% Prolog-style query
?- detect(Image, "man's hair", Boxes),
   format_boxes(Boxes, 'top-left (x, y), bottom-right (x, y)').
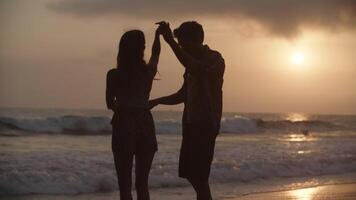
top-left (173, 21), bottom-right (204, 44)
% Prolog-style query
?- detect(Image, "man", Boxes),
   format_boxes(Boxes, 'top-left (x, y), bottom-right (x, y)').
top-left (150, 21), bottom-right (225, 200)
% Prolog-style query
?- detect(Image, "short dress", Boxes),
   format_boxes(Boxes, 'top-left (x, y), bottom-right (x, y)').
top-left (108, 65), bottom-right (158, 156)
top-left (111, 108), bottom-right (157, 155)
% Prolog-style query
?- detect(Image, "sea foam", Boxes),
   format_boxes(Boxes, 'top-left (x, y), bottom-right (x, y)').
top-left (0, 114), bottom-right (351, 135)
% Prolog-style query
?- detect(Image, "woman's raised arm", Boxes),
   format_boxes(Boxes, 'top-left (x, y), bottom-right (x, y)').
top-left (147, 28), bottom-right (161, 73)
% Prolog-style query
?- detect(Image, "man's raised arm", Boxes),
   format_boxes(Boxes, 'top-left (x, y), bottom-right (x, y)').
top-left (158, 22), bottom-right (207, 74)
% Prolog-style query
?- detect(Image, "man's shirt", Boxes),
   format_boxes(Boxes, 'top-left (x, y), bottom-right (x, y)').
top-left (181, 45), bottom-right (225, 130)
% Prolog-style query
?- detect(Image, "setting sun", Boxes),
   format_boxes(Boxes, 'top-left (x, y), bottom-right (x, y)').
top-left (291, 52), bottom-right (305, 65)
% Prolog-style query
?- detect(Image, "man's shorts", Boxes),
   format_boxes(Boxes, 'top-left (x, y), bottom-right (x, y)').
top-left (179, 122), bottom-right (218, 181)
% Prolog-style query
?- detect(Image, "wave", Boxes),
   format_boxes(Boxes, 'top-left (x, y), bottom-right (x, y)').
top-left (0, 115), bottom-right (112, 134)
top-left (1, 147), bottom-right (355, 195)
top-left (0, 114), bottom-right (352, 135)
top-left (255, 118), bottom-right (346, 132)
top-left (220, 115), bottom-right (259, 133)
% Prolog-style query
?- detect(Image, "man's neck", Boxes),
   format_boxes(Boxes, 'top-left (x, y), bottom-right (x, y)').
top-left (189, 45), bottom-right (205, 58)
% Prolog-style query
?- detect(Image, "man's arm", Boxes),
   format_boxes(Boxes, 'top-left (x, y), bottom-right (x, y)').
top-left (167, 40), bottom-right (205, 72)
top-left (159, 22), bottom-right (207, 73)
top-left (167, 38), bottom-right (225, 77)
top-left (149, 80), bottom-right (186, 109)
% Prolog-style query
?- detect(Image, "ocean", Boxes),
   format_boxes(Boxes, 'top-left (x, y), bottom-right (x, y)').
top-left (1, 108), bottom-right (356, 198)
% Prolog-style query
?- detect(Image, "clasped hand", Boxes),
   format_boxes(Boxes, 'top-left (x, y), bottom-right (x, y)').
top-left (156, 21), bottom-right (174, 43)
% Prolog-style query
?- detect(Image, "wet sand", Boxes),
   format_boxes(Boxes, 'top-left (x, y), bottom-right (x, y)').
top-left (5, 183), bottom-right (356, 200)
top-left (231, 183), bottom-right (356, 200)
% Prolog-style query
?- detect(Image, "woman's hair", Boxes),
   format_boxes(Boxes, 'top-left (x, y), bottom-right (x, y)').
top-left (116, 30), bottom-right (146, 70)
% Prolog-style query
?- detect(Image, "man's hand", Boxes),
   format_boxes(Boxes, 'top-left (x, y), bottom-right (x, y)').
top-left (148, 99), bottom-right (160, 110)
top-left (156, 21), bottom-right (174, 44)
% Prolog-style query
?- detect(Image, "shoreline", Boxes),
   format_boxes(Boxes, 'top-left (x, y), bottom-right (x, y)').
top-left (229, 182), bottom-right (356, 200)
top-left (3, 173), bottom-right (356, 200)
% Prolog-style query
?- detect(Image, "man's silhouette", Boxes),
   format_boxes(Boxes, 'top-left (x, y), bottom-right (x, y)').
top-left (150, 21), bottom-right (225, 200)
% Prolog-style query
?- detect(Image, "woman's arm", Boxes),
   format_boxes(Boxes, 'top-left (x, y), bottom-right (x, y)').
top-left (147, 29), bottom-right (161, 73)
top-left (106, 69), bottom-right (116, 111)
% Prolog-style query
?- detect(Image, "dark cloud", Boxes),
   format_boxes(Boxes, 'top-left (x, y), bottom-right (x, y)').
top-left (48, 0), bottom-right (356, 37)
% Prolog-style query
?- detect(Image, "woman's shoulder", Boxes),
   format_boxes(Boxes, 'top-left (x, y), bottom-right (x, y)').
top-left (107, 67), bottom-right (118, 74)
top-left (107, 68), bottom-right (122, 79)
top-left (107, 68), bottom-right (118, 74)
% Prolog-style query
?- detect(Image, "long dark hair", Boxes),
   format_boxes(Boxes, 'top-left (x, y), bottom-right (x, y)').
top-left (116, 30), bottom-right (146, 71)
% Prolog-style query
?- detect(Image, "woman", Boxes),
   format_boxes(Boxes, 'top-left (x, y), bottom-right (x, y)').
top-left (106, 28), bottom-right (160, 200)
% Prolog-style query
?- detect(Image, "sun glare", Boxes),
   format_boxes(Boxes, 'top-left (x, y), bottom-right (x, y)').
top-left (292, 52), bottom-right (305, 65)
top-left (290, 187), bottom-right (321, 200)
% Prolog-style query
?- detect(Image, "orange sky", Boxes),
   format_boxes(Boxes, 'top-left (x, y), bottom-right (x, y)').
top-left (1, 0), bottom-right (356, 114)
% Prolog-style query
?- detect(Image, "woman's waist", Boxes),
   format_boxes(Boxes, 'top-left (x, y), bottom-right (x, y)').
top-left (116, 99), bottom-right (149, 109)
top-left (111, 107), bottom-right (153, 127)
top-left (114, 106), bottom-right (150, 114)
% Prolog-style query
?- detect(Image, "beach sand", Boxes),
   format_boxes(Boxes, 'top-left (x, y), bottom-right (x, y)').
top-left (4, 182), bottom-right (356, 200)
top-left (230, 183), bottom-right (356, 200)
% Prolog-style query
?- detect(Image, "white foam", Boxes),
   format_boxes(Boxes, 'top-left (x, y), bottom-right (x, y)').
top-left (1, 132), bottom-right (356, 195)
top-left (0, 111), bottom-right (354, 135)
top-left (220, 115), bottom-right (258, 133)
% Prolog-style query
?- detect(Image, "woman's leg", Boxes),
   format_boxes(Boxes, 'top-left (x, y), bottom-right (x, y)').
top-left (113, 150), bottom-right (134, 200)
top-left (135, 151), bottom-right (155, 200)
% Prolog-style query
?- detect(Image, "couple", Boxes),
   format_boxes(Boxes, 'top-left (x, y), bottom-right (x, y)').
top-left (106, 21), bottom-right (225, 200)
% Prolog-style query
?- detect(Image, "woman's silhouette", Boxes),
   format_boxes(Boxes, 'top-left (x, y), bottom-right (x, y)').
top-left (106, 28), bottom-right (161, 200)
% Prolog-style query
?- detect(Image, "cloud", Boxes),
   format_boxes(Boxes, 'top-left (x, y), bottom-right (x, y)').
top-left (48, 0), bottom-right (356, 37)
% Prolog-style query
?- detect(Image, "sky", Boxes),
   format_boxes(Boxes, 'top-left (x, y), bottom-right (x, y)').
top-left (1, 0), bottom-right (356, 114)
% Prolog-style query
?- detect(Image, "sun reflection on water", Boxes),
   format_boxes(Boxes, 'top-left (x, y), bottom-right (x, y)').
top-left (297, 150), bottom-right (311, 154)
top-left (280, 134), bottom-right (317, 142)
top-left (290, 134), bottom-right (307, 142)
top-left (286, 113), bottom-right (308, 122)
top-left (289, 187), bottom-right (321, 200)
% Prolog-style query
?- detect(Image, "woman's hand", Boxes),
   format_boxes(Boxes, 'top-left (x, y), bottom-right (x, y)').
top-left (155, 25), bottom-right (162, 36)
top-left (156, 21), bottom-right (174, 44)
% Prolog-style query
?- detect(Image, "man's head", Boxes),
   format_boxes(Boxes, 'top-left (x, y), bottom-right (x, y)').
top-left (174, 21), bottom-right (204, 52)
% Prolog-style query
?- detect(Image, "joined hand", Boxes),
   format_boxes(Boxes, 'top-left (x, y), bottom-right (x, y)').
top-left (155, 21), bottom-right (174, 43)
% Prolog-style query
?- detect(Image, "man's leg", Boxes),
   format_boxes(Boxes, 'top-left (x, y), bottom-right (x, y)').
top-left (135, 151), bottom-right (155, 200)
top-left (181, 123), bottom-right (216, 200)
top-left (188, 178), bottom-right (212, 200)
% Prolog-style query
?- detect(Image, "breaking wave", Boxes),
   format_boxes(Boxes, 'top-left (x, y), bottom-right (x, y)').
top-left (0, 114), bottom-right (352, 135)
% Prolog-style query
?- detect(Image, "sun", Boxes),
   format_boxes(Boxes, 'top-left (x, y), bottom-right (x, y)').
top-left (291, 52), bottom-right (305, 65)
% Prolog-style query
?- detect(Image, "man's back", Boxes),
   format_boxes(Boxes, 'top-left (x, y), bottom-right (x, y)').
top-left (183, 45), bottom-right (225, 130)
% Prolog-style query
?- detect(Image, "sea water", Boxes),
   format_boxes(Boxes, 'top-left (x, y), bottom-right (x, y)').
top-left (1, 108), bottom-right (356, 196)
